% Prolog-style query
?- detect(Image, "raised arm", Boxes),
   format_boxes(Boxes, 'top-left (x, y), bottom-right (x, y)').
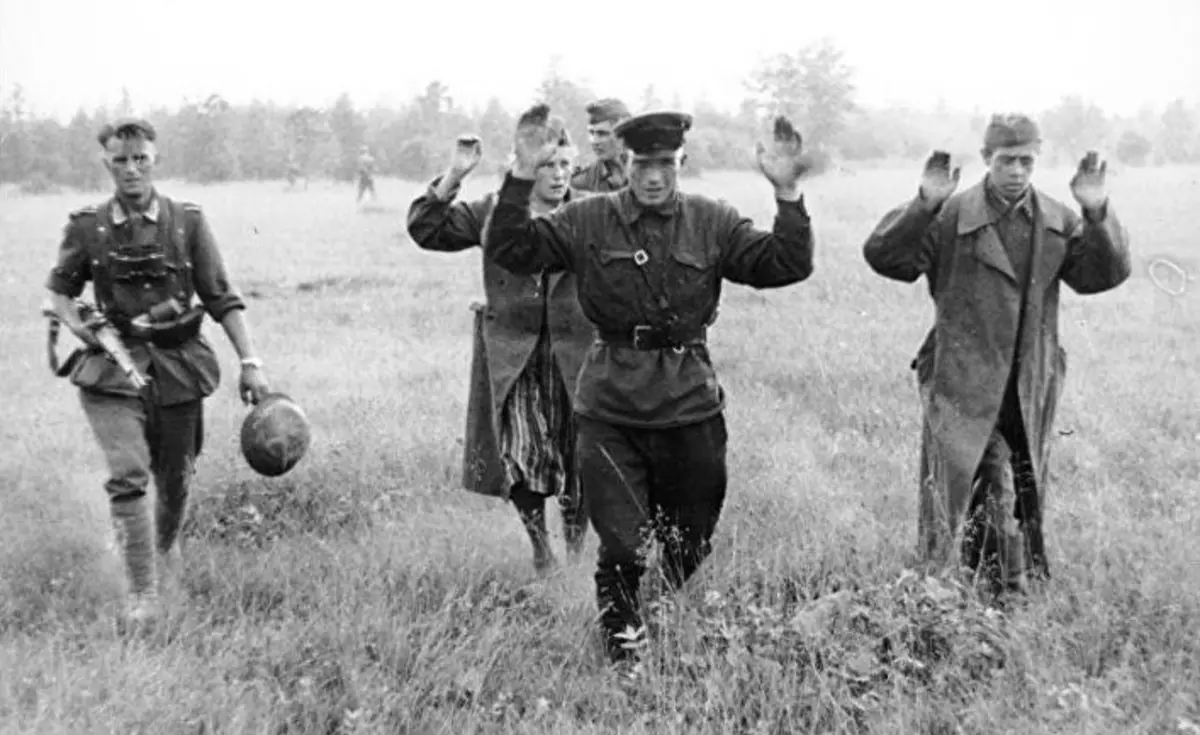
top-left (718, 196), bottom-right (814, 288)
top-left (405, 136), bottom-right (489, 252)
top-left (863, 151), bottom-right (959, 285)
top-left (862, 196), bottom-right (942, 284)
top-left (1059, 151), bottom-right (1132, 295)
top-left (482, 104), bottom-right (581, 275)
top-left (483, 173), bottom-right (578, 275)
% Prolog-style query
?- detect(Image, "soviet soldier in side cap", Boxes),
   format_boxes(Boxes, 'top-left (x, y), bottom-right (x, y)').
top-left (570, 97), bottom-right (632, 192)
top-left (862, 113), bottom-right (1132, 601)
top-left (485, 105), bottom-right (817, 664)
top-left (44, 118), bottom-right (272, 629)
top-left (406, 119), bottom-right (594, 572)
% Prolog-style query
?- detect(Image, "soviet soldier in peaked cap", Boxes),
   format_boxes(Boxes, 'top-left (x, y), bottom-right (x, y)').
top-left (485, 106), bottom-right (817, 664)
top-left (44, 117), bottom-right (272, 629)
top-left (862, 113), bottom-right (1131, 601)
top-left (570, 97), bottom-right (632, 193)
top-left (406, 116), bottom-right (594, 572)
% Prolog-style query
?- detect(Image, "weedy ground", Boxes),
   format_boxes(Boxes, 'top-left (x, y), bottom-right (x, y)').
top-left (0, 162), bottom-right (1197, 734)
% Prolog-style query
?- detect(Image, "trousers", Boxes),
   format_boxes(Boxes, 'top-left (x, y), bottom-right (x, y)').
top-left (577, 412), bottom-right (728, 661)
top-left (79, 388), bottom-right (204, 555)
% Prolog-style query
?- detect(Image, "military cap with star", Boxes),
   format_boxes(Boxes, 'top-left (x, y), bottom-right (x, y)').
top-left (614, 111), bottom-right (694, 155)
top-left (97, 117), bottom-right (158, 147)
top-left (585, 98), bottom-right (631, 125)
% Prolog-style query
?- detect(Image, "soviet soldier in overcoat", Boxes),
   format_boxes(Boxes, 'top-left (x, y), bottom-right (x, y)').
top-left (570, 98), bottom-right (632, 193)
top-left (44, 119), bottom-right (271, 627)
top-left (862, 114), bottom-right (1131, 598)
top-left (485, 107), bottom-right (817, 663)
top-left (406, 124), bottom-right (594, 571)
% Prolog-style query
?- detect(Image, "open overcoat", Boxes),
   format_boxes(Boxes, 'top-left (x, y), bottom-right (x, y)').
top-left (407, 178), bottom-right (594, 497)
top-left (863, 181), bottom-right (1131, 574)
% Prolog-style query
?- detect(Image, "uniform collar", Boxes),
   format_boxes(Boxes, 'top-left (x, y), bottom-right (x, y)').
top-left (984, 176), bottom-right (1033, 221)
top-left (618, 188), bottom-right (680, 224)
top-left (110, 193), bottom-right (160, 225)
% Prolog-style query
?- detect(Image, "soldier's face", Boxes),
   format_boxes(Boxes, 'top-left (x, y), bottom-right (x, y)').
top-left (588, 121), bottom-right (621, 161)
top-left (628, 151), bottom-right (682, 206)
top-left (983, 143), bottom-right (1039, 200)
top-left (103, 135), bottom-right (157, 198)
top-left (533, 149), bottom-right (574, 205)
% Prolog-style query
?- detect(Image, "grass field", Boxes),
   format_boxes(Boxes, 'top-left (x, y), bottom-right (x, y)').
top-left (1, 161), bottom-right (1198, 734)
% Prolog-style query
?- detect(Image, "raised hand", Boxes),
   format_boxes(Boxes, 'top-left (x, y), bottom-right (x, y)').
top-left (1069, 150), bottom-right (1108, 212)
top-left (512, 103), bottom-right (565, 180)
top-left (918, 150), bottom-right (960, 207)
top-left (754, 116), bottom-right (815, 196)
top-left (449, 135), bottom-right (483, 178)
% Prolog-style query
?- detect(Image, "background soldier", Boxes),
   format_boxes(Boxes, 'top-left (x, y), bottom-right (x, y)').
top-left (406, 121), bottom-right (593, 572)
top-left (44, 118), bottom-right (272, 628)
top-left (485, 107), bottom-right (816, 664)
top-left (570, 98), bottom-right (632, 193)
top-left (356, 144), bottom-right (377, 204)
top-left (862, 114), bottom-right (1131, 600)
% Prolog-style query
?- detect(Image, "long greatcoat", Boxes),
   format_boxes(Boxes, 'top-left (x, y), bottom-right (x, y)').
top-left (406, 179), bottom-right (595, 497)
top-left (863, 180), bottom-right (1131, 576)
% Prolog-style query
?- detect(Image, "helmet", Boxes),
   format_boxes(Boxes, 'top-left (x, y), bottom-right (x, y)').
top-left (240, 393), bottom-right (312, 477)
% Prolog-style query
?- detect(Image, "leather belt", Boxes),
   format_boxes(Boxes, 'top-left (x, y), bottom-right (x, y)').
top-left (597, 324), bottom-right (707, 351)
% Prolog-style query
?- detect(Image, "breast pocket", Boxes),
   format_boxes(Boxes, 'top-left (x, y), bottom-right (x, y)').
top-left (668, 247), bottom-right (718, 317)
top-left (582, 245), bottom-right (647, 328)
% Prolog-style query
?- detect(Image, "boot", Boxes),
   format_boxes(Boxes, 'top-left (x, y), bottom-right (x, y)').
top-left (596, 561), bottom-right (646, 664)
top-left (511, 484), bottom-right (555, 572)
top-left (560, 485), bottom-right (588, 560)
top-left (111, 496), bottom-right (162, 629)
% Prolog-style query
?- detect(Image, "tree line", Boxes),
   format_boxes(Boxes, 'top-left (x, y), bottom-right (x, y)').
top-left (2, 40), bottom-right (1197, 195)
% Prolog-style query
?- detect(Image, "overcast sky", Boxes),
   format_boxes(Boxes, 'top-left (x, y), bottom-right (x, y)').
top-left (2, 0), bottom-right (1198, 121)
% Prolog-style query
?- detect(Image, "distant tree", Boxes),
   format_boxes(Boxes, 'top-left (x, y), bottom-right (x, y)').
top-left (745, 37), bottom-right (857, 152)
top-left (64, 108), bottom-right (106, 190)
top-left (1040, 95), bottom-right (1109, 164)
top-left (329, 93), bottom-right (366, 181)
top-left (1157, 99), bottom-right (1196, 163)
top-left (1115, 129), bottom-right (1153, 167)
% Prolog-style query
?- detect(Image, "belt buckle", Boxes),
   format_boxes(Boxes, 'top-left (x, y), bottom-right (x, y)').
top-left (632, 325), bottom-right (652, 350)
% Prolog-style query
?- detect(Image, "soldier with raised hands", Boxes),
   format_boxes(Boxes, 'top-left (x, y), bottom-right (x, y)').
top-left (484, 105), bottom-right (818, 664)
top-left (406, 120), bottom-right (594, 572)
top-left (862, 113), bottom-right (1132, 601)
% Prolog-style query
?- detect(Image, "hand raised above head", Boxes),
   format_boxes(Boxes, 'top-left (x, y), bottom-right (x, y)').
top-left (449, 135), bottom-right (483, 177)
top-left (754, 116), bottom-right (817, 194)
top-left (918, 150), bottom-right (960, 206)
top-left (511, 103), bottom-right (563, 179)
top-left (1070, 149), bottom-right (1109, 212)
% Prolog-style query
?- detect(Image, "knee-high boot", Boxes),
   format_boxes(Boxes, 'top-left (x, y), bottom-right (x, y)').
top-left (110, 495), bottom-right (161, 624)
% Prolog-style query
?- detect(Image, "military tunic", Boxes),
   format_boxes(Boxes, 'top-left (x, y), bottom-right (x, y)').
top-left (484, 172), bottom-right (815, 658)
top-left (46, 190), bottom-right (247, 556)
top-left (570, 158), bottom-right (627, 193)
top-left (863, 179), bottom-right (1131, 584)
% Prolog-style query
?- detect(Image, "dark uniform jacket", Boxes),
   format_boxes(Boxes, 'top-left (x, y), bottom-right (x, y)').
top-left (570, 159), bottom-right (627, 193)
top-left (45, 192), bottom-right (246, 406)
top-left (862, 180), bottom-right (1131, 571)
top-left (484, 173), bottom-right (815, 430)
top-left (406, 177), bottom-right (594, 496)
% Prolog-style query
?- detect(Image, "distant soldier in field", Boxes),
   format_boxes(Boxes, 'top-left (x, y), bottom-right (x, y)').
top-left (356, 144), bottom-right (377, 204)
top-left (862, 114), bottom-right (1132, 600)
top-left (406, 122), bottom-right (593, 572)
top-left (44, 118), bottom-right (272, 628)
top-left (285, 154), bottom-right (306, 191)
top-left (485, 105), bottom-right (817, 664)
top-left (570, 98), bottom-right (632, 193)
